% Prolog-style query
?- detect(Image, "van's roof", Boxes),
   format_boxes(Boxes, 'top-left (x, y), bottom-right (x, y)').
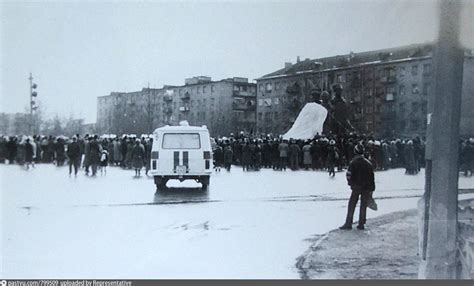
top-left (153, 125), bottom-right (209, 133)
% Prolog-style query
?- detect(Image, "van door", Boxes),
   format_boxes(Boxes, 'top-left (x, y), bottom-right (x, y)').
top-left (161, 132), bottom-right (202, 174)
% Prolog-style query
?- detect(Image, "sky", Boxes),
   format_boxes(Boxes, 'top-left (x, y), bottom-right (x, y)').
top-left (1, 0), bottom-right (473, 123)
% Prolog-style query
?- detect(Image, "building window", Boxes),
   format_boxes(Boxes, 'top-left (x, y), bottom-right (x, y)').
top-left (258, 99), bottom-right (263, 106)
top-left (275, 82), bottom-right (280, 90)
top-left (412, 102), bottom-right (419, 113)
top-left (399, 67), bottom-right (406, 77)
top-left (366, 106), bottom-right (373, 114)
top-left (211, 85), bottom-right (215, 92)
top-left (367, 122), bottom-right (373, 131)
top-left (274, 98), bottom-right (280, 105)
top-left (265, 83), bottom-right (273, 92)
top-left (259, 84), bottom-right (264, 91)
top-left (423, 64), bottom-right (431, 75)
top-left (423, 83), bottom-right (430, 95)
top-left (337, 74), bottom-right (344, 83)
top-left (386, 86), bottom-right (395, 94)
top-left (422, 101), bottom-right (428, 113)
top-left (375, 86), bottom-right (383, 96)
top-left (264, 112), bottom-right (271, 121)
top-left (412, 84), bottom-right (419, 94)
top-left (203, 86), bottom-right (207, 93)
top-left (274, 112), bottom-right (279, 120)
top-left (258, 112), bottom-right (263, 121)
top-left (399, 120), bottom-right (406, 131)
top-left (412, 65), bottom-right (418, 76)
top-left (399, 85), bottom-right (406, 96)
top-left (346, 73), bottom-right (352, 82)
top-left (367, 89), bottom-right (373, 98)
top-left (410, 119), bottom-right (419, 131)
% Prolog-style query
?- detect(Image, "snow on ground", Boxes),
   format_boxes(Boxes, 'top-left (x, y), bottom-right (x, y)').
top-left (1, 164), bottom-right (473, 278)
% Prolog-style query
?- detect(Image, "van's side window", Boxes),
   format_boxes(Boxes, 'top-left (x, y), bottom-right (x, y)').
top-left (162, 133), bottom-right (201, 149)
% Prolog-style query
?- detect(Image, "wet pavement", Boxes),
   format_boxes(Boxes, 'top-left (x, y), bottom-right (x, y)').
top-left (1, 164), bottom-right (473, 278)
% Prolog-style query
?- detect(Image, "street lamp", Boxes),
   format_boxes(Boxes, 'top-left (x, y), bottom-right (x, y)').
top-left (29, 73), bottom-right (38, 134)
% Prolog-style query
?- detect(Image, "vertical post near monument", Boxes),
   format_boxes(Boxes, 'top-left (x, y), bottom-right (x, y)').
top-left (420, 0), bottom-right (464, 279)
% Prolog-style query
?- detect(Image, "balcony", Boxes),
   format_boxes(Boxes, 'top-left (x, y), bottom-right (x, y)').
top-left (236, 117), bottom-right (256, 123)
top-left (232, 101), bottom-right (256, 111)
top-left (380, 76), bottom-right (397, 84)
top-left (385, 93), bottom-right (396, 101)
top-left (350, 96), bottom-right (362, 104)
top-left (179, 106), bottom-right (190, 112)
top-left (180, 92), bottom-right (190, 100)
top-left (286, 83), bottom-right (301, 94)
top-left (163, 95), bottom-right (173, 101)
top-left (381, 111), bottom-right (397, 119)
top-left (232, 90), bottom-right (255, 97)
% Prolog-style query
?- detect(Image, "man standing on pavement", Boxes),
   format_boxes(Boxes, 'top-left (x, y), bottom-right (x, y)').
top-left (340, 143), bottom-right (375, 230)
top-left (67, 136), bottom-right (81, 177)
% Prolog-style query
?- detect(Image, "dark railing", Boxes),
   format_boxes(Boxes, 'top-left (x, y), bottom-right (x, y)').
top-left (232, 90), bottom-right (255, 97)
top-left (232, 102), bottom-right (256, 111)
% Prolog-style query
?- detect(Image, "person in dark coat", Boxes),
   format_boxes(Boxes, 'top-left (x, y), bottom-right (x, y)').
top-left (67, 136), bottom-right (81, 176)
top-left (83, 136), bottom-right (91, 174)
top-left (289, 139), bottom-right (301, 171)
top-left (131, 139), bottom-right (145, 177)
top-left (241, 141), bottom-right (252, 171)
top-left (0, 136), bottom-right (6, 163)
top-left (55, 138), bottom-right (66, 166)
top-left (327, 140), bottom-right (339, 177)
top-left (302, 141), bottom-right (312, 170)
top-left (120, 137), bottom-right (128, 167)
top-left (144, 138), bottom-right (153, 176)
top-left (213, 143), bottom-right (223, 172)
top-left (340, 144), bottom-right (375, 230)
top-left (25, 138), bottom-right (34, 170)
top-left (6, 137), bottom-right (17, 164)
top-left (278, 139), bottom-right (289, 171)
top-left (88, 135), bottom-right (102, 176)
top-left (404, 141), bottom-right (416, 175)
top-left (223, 144), bottom-right (233, 172)
top-left (271, 140), bottom-right (280, 170)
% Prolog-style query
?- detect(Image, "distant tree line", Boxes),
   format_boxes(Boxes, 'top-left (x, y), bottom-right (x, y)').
top-left (0, 111), bottom-right (89, 137)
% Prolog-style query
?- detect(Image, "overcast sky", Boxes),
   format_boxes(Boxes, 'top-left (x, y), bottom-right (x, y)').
top-left (1, 0), bottom-right (473, 123)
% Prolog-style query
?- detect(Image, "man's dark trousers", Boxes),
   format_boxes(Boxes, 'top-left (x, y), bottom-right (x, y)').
top-left (344, 187), bottom-right (370, 225)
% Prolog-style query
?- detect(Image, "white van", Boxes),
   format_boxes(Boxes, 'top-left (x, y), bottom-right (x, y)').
top-left (150, 121), bottom-right (213, 190)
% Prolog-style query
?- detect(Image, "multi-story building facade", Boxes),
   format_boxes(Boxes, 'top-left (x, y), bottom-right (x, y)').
top-left (97, 77), bottom-right (257, 137)
top-left (256, 44), bottom-right (474, 138)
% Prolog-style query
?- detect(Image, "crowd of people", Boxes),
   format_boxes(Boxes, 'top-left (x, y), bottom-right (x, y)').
top-left (211, 132), bottom-right (474, 177)
top-left (0, 132), bottom-right (473, 177)
top-left (0, 134), bottom-right (153, 177)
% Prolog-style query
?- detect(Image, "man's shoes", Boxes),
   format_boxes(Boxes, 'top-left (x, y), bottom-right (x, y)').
top-left (357, 224), bottom-right (365, 230)
top-left (339, 224), bottom-right (352, 230)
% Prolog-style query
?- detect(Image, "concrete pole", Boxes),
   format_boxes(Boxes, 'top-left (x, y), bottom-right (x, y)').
top-left (420, 0), bottom-right (464, 279)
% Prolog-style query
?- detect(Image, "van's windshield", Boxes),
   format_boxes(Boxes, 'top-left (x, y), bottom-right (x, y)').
top-left (162, 133), bottom-right (201, 149)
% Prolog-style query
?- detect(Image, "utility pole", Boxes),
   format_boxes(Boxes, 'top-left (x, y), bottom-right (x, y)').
top-left (419, 0), bottom-right (464, 279)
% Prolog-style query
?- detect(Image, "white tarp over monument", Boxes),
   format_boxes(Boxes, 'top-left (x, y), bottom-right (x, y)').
top-left (282, 102), bottom-right (328, 140)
